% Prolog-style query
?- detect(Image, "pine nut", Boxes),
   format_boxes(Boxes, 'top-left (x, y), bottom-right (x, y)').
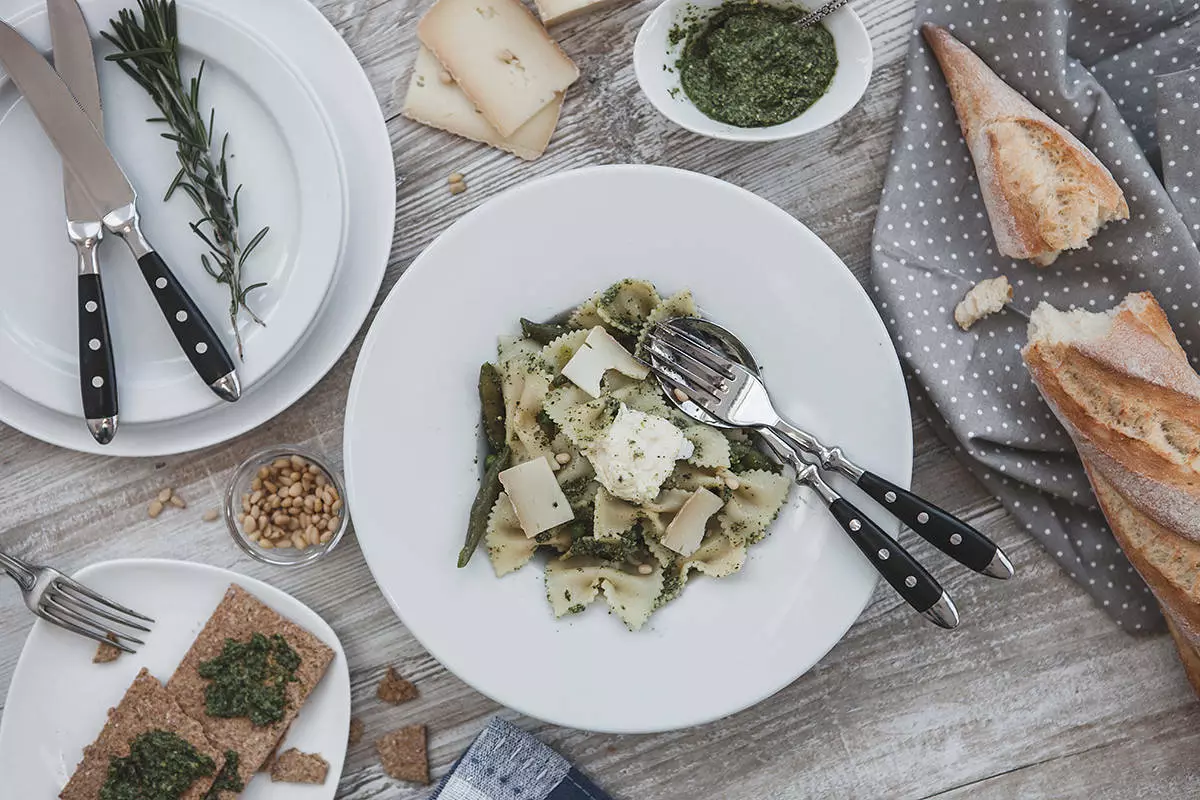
top-left (555, 452), bottom-right (571, 464)
top-left (203, 509), bottom-right (219, 522)
top-left (725, 476), bottom-right (741, 491)
top-left (288, 484), bottom-right (303, 498)
top-left (291, 532), bottom-right (306, 549)
top-left (259, 538), bottom-right (274, 549)
top-left (331, 499), bottom-right (343, 513)
top-left (148, 500), bottom-right (164, 518)
top-left (251, 477), bottom-right (262, 491)
top-left (158, 488), bottom-right (173, 503)
top-left (315, 474), bottom-right (327, 487)
top-left (327, 517), bottom-right (340, 532)
top-left (306, 526), bottom-right (320, 545)
top-left (257, 466), bottom-right (270, 480)
top-left (170, 495), bottom-right (186, 508)
top-left (244, 516), bottom-right (257, 534)
top-left (273, 458), bottom-right (290, 469)
top-left (638, 564), bottom-right (653, 575)
top-left (291, 455), bottom-right (305, 469)
top-left (320, 530), bottom-right (333, 544)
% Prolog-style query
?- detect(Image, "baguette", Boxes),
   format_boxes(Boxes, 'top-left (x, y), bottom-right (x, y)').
top-left (1023, 293), bottom-right (1200, 694)
top-left (922, 24), bottom-right (1128, 265)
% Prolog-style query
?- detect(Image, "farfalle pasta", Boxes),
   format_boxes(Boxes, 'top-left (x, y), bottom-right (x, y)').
top-left (463, 280), bottom-right (792, 630)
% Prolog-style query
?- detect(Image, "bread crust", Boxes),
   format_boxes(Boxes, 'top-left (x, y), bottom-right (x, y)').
top-left (922, 24), bottom-right (1128, 264)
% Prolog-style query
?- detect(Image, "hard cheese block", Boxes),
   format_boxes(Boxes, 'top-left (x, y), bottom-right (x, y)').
top-left (403, 45), bottom-right (562, 161)
top-left (534, 0), bottom-right (632, 25)
top-left (418, 0), bottom-right (579, 137)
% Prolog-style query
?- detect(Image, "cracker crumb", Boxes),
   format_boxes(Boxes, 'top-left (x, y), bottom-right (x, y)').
top-left (270, 749), bottom-right (329, 784)
top-left (348, 717), bottom-right (365, 746)
top-left (377, 666), bottom-right (419, 705)
top-left (92, 633), bottom-right (121, 663)
top-left (377, 725), bottom-right (429, 785)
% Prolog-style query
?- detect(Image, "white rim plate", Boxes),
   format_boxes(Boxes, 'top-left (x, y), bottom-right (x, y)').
top-left (0, 0), bottom-right (343, 423)
top-left (0, 0), bottom-right (394, 455)
top-left (0, 558), bottom-right (351, 798)
top-left (344, 166), bottom-right (910, 733)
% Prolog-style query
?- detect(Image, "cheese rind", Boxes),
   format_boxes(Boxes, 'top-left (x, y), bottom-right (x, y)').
top-left (498, 458), bottom-right (574, 537)
top-left (534, 0), bottom-right (631, 25)
top-left (661, 489), bottom-right (725, 557)
top-left (560, 326), bottom-right (650, 398)
top-left (417, 0), bottom-right (579, 137)
top-left (402, 45), bottom-right (562, 161)
top-left (586, 405), bottom-right (686, 504)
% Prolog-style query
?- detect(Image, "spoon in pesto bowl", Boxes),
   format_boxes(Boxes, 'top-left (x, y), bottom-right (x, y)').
top-left (633, 0), bottom-right (872, 142)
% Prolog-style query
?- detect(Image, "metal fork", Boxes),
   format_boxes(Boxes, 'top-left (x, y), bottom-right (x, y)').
top-left (647, 318), bottom-right (1013, 580)
top-left (0, 549), bottom-right (153, 653)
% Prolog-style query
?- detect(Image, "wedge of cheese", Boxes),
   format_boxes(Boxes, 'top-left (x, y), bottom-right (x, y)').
top-left (534, 0), bottom-right (632, 25)
top-left (661, 489), bottom-right (725, 557)
top-left (498, 457), bottom-right (574, 537)
top-left (403, 46), bottom-right (562, 161)
top-left (417, 0), bottom-right (579, 137)
top-left (561, 326), bottom-right (650, 398)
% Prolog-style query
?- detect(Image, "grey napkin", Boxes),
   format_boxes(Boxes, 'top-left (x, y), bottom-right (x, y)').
top-left (872, 0), bottom-right (1200, 631)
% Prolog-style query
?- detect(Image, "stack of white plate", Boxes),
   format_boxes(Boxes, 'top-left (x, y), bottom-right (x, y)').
top-left (0, 0), bottom-right (394, 456)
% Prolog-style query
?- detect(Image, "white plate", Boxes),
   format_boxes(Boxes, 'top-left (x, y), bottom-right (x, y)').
top-left (0, 0), bottom-right (343, 423)
top-left (344, 166), bottom-right (911, 733)
top-left (0, 558), bottom-right (351, 798)
top-left (0, 0), bottom-right (394, 454)
top-left (634, 0), bottom-right (872, 142)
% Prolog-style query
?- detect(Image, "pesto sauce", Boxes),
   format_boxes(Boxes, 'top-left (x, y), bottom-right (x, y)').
top-left (676, 3), bottom-right (838, 128)
top-left (100, 730), bottom-right (215, 800)
top-left (197, 633), bottom-right (300, 727)
top-left (202, 751), bottom-right (244, 800)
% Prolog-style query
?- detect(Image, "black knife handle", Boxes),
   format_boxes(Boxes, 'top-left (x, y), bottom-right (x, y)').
top-left (828, 498), bottom-right (958, 628)
top-left (77, 273), bottom-right (117, 438)
top-left (135, 250), bottom-right (238, 398)
top-left (858, 471), bottom-right (1013, 579)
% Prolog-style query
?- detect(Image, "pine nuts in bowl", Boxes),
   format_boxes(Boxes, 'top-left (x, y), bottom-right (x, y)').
top-left (224, 446), bottom-right (350, 567)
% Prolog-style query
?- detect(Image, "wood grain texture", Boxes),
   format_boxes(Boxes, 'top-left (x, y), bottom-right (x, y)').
top-left (3, 0), bottom-right (1199, 797)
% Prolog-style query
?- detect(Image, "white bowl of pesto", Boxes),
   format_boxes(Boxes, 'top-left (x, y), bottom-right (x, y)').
top-left (634, 0), bottom-right (872, 142)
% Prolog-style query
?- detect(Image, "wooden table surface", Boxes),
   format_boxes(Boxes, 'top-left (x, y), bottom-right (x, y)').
top-left (4, 0), bottom-right (1200, 797)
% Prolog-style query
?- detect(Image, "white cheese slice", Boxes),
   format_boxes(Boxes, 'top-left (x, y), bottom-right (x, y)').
top-left (560, 326), bottom-right (650, 398)
top-left (534, 0), bottom-right (632, 25)
top-left (402, 46), bottom-right (562, 161)
top-left (585, 404), bottom-right (686, 504)
top-left (417, 0), bottom-right (580, 137)
top-left (498, 457), bottom-right (575, 537)
top-left (661, 489), bottom-right (725, 557)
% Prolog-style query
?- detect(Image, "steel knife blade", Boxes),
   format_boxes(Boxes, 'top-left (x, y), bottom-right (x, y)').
top-left (47, 0), bottom-right (103, 223)
top-left (0, 20), bottom-right (132, 219)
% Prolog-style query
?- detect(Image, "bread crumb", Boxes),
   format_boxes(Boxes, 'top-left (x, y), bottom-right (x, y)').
top-left (348, 717), bottom-right (365, 746)
top-left (377, 666), bottom-right (419, 705)
top-left (377, 725), bottom-right (429, 785)
top-left (270, 749), bottom-right (329, 784)
top-left (954, 276), bottom-right (1013, 330)
top-left (92, 633), bottom-right (121, 663)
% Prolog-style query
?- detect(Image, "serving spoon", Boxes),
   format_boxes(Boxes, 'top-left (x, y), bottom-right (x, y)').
top-left (648, 317), bottom-right (960, 629)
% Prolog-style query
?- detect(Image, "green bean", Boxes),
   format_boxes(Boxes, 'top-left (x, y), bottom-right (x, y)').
top-left (478, 363), bottom-right (507, 452)
top-left (459, 446), bottom-right (511, 568)
top-left (519, 317), bottom-right (571, 345)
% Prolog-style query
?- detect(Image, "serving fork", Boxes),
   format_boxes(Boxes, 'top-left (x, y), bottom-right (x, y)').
top-left (0, 549), bottom-right (153, 653)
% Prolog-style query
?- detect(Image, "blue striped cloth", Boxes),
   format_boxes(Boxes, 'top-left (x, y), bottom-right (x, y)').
top-left (432, 718), bottom-right (611, 800)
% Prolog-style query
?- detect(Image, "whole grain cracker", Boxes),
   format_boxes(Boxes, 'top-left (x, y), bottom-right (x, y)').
top-left (377, 725), bottom-right (429, 785)
top-left (348, 717), bottom-right (365, 746)
top-left (269, 748), bottom-right (329, 784)
top-left (377, 666), bottom-right (418, 705)
top-left (93, 633), bottom-right (122, 664)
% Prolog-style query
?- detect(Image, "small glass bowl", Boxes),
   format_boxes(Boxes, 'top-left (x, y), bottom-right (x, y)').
top-left (224, 445), bottom-right (351, 567)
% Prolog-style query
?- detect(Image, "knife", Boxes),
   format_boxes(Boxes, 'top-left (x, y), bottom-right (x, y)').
top-left (47, 0), bottom-right (117, 443)
top-left (0, 19), bottom-right (241, 403)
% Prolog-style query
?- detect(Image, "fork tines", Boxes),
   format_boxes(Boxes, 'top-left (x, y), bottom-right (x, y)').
top-left (648, 321), bottom-right (737, 403)
top-left (38, 576), bottom-right (154, 653)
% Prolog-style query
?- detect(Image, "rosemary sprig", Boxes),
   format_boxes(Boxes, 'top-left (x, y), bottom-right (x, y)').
top-left (102, 0), bottom-right (268, 359)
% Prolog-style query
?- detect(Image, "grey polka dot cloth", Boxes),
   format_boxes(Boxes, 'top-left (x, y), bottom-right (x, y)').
top-left (871, 0), bottom-right (1200, 632)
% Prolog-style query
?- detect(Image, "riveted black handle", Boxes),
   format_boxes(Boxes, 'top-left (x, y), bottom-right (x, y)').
top-left (136, 250), bottom-right (236, 396)
top-left (829, 498), bottom-right (956, 627)
top-left (858, 472), bottom-right (1012, 579)
top-left (77, 273), bottom-right (117, 433)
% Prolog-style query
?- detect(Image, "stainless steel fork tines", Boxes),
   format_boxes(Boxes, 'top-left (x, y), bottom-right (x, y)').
top-left (1, 549), bottom-right (153, 653)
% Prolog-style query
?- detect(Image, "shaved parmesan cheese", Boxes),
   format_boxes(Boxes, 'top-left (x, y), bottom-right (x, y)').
top-left (498, 458), bottom-right (574, 537)
top-left (661, 489), bottom-right (725, 557)
top-left (560, 326), bottom-right (650, 398)
top-left (402, 46), bottom-right (562, 161)
top-left (417, 0), bottom-right (579, 137)
top-left (534, 0), bottom-right (632, 25)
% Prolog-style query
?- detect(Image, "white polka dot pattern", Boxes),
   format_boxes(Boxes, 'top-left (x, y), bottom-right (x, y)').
top-left (871, 1), bottom-right (1200, 632)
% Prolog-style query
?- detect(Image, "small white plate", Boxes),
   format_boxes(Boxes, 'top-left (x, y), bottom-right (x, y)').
top-left (0, 0), bottom-right (394, 455)
top-left (634, 0), bottom-right (873, 142)
top-left (0, 558), bottom-right (351, 798)
top-left (345, 166), bottom-right (910, 733)
top-left (0, 0), bottom-right (343, 423)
